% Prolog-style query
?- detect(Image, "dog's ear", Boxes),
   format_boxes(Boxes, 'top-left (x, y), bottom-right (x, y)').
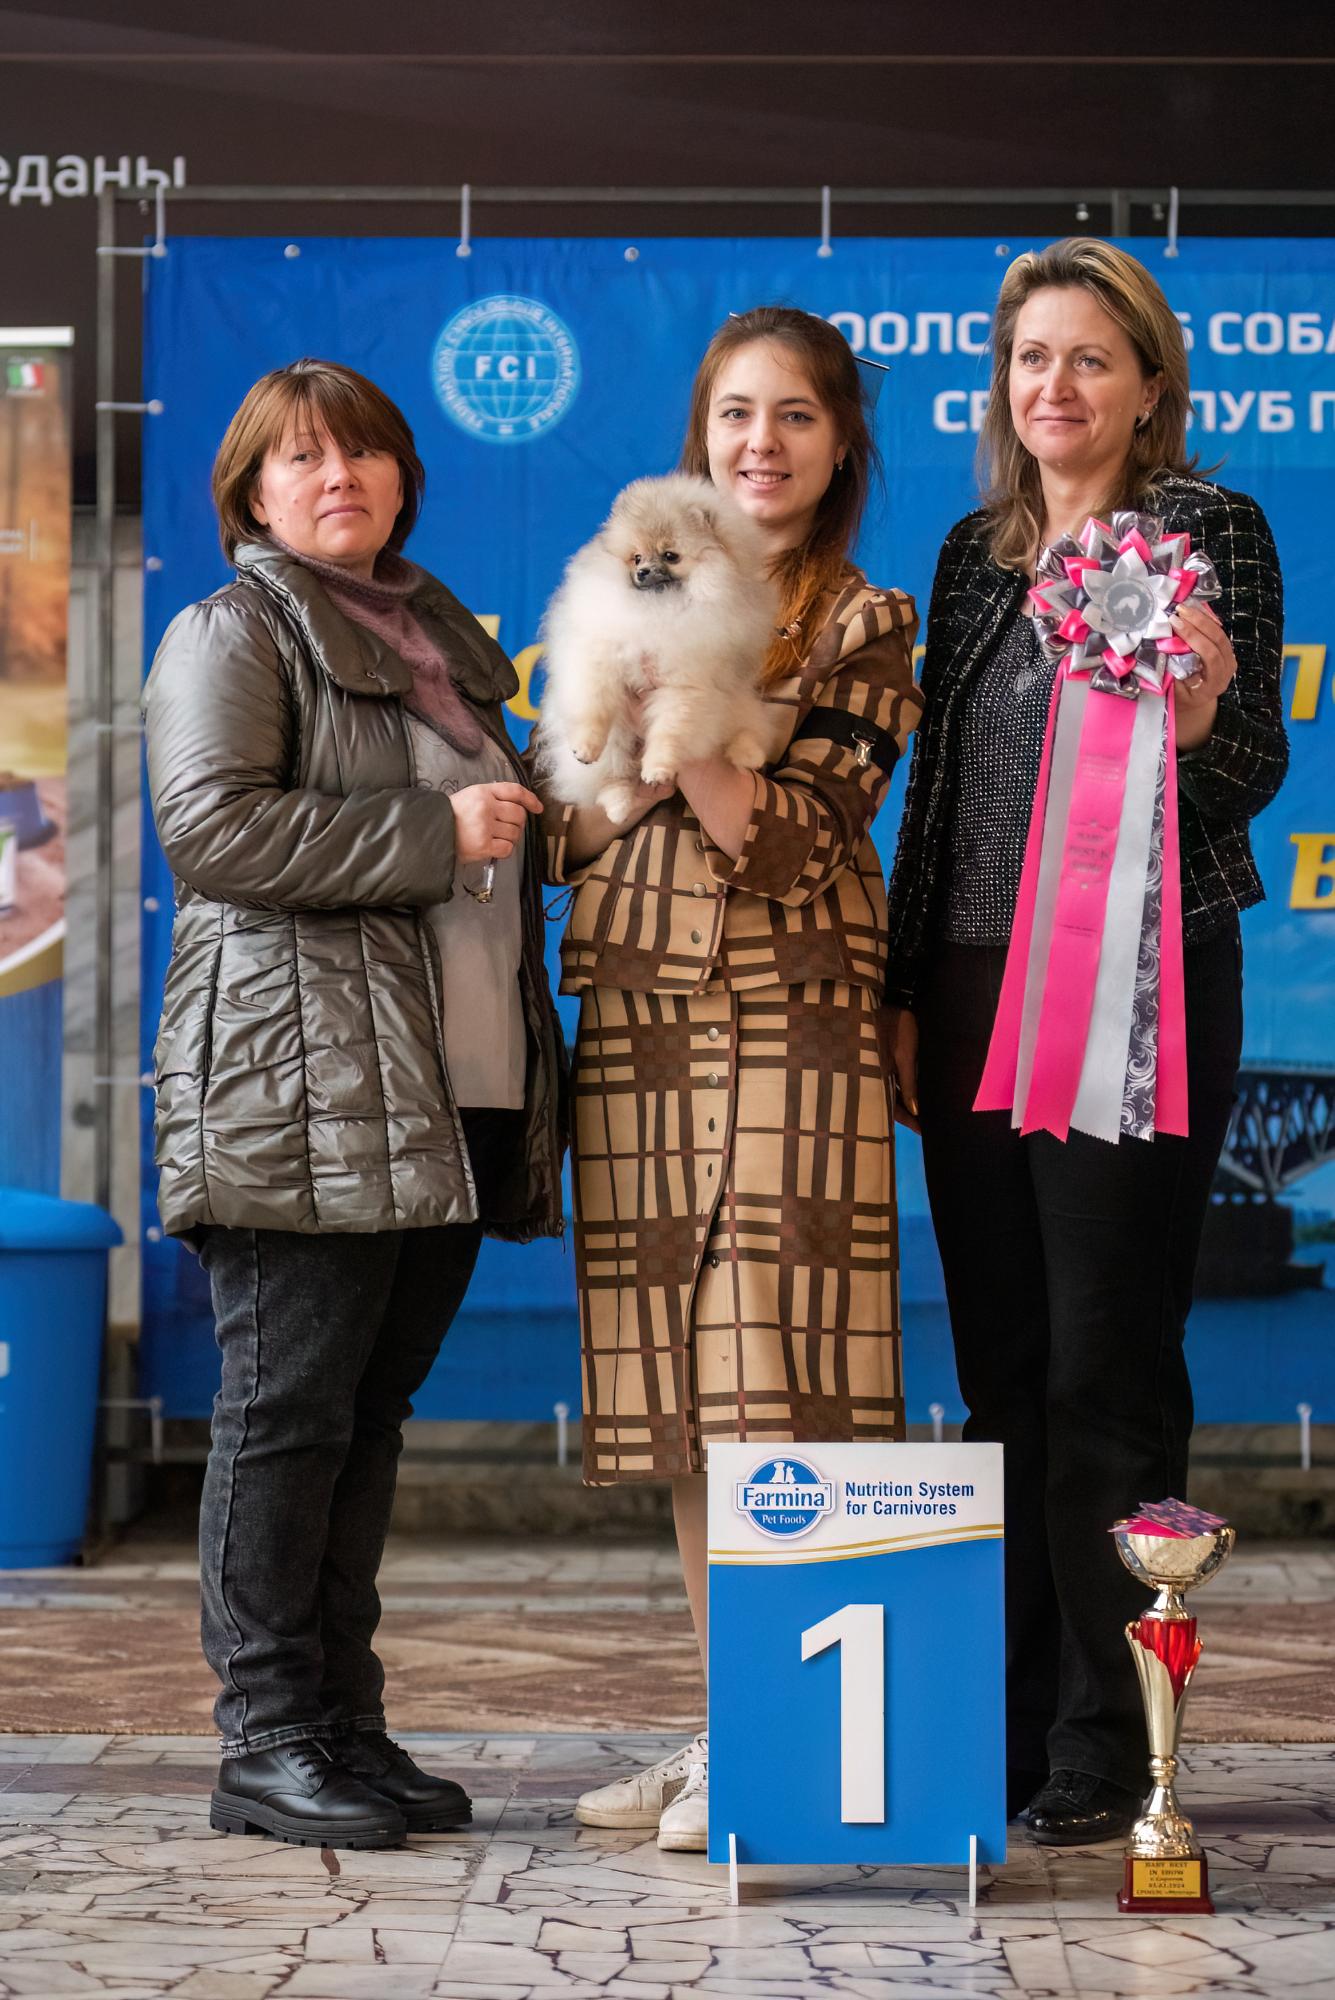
top-left (685, 499), bottom-right (721, 541)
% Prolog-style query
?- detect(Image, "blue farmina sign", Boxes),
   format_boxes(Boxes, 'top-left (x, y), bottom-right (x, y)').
top-left (708, 1442), bottom-right (1006, 1867)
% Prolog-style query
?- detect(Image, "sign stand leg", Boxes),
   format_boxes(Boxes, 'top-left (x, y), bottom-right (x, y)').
top-left (728, 1831), bottom-right (739, 1906)
top-left (969, 1834), bottom-right (978, 1907)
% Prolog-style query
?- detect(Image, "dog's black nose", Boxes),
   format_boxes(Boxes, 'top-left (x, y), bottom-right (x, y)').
top-left (635, 565), bottom-right (655, 583)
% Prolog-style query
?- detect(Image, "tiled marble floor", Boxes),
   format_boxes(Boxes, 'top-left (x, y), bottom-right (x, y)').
top-left (0, 1734), bottom-right (1332, 1998)
top-left (3, 1537), bottom-right (1334, 1740)
top-left (3, 1541), bottom-right (1334, 1994)
top-left (0, 1539), bottom-right (701, 1740)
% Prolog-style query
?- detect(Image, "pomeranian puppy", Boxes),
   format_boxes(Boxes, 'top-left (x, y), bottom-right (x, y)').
top-left (534, 474), bottom-right (785, 824)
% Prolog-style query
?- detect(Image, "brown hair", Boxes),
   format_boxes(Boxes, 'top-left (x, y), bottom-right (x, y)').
top-left (978, 238), bottom-right (1196, 572)
top-left (211, 357), bottom-right (426, 561)
top-left (680, 306), bottom-right (878, 682)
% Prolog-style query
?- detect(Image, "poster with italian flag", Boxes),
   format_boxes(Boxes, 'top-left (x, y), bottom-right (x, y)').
top-left (0, 327), bottom-right (73, 1193)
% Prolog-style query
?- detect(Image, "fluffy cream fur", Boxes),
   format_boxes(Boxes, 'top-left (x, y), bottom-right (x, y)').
top-left (534, 474), bottom-right (784, 824)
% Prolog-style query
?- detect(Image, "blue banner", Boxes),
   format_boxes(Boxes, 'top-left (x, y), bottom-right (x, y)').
top-left (140, 236), bottom-right (1335, 1422)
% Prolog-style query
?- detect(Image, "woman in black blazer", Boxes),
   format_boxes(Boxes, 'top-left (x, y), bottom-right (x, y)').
top-left (884, 239), bottom-right (1287, 1843)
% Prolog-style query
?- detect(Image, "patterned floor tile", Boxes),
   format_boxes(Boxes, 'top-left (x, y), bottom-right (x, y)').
top-left (5, 1534), bottom-right (1332, 1742)
top-left (0, 1541), bottom-right (1332, 1995)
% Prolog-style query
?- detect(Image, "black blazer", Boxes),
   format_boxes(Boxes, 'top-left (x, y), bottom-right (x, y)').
top-left (883, 473), bottom-right (1289, 1009)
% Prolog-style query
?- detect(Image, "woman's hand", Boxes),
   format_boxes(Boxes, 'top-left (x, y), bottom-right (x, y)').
top-left (452, 781), bottom-right (543, 863)
top-left (619, 776), bottom-right (677, 817)
top-left (564, 780), bottom-right (674, 869)
top-left (879, 1005), bottom-right (921, 1133)
top-left (1170, 601), bottom-right (1236, 752)
top-left (676, 759), bottom-right (758, 861)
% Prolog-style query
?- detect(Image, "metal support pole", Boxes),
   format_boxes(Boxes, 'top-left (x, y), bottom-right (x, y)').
top-left (96, 180), bottom-right (167, 259)
top-left (1165, 186), bottom-right (1181, 259)
top-left (93, 186), bottom-right (117, 1215)
top-left (100, 1396), bottom-right (165, 1464)
top-left (1110, 188), bottom-right (1130, 236)
top-left (129, 183), bottom-right (1335, 212)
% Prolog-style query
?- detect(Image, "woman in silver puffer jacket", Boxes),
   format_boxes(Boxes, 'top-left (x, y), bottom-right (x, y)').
top-left (144, 358), bottom-right (564, 1853)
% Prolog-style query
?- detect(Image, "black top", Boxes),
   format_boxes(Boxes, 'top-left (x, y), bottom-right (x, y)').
top-left (940, 609), bottom-right (1054, 945)
top-left (884, 473), bottom-right (1289, 1008)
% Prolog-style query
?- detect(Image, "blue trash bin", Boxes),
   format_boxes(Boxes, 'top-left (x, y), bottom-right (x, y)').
top-left (0, 1186), bottom-right (122, 1567)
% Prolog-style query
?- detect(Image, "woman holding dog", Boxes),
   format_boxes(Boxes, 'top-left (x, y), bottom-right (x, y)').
top-left (883, 240), bottom-right (1287, 1843)
top-left (144, 359), bottom-right (565, 1851)
top-left (538, 306), bottom-right (922, 1851)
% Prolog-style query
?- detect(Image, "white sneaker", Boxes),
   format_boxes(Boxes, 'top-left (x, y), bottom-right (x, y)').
top-left (574, 1733), bottom-right (706, 1830)
top-left (656, 1748), bottom-right (708, 1852)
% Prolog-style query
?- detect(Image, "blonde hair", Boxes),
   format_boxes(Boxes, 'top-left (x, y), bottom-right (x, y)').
top-left (680, 306), bottom-right (877, 683)
top-left (211, 358), bottom-right (425, 561)
top-left (978, 238), bottom-right (1196, 572)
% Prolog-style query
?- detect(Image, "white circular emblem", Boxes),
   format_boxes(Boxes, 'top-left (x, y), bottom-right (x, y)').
top-left (1104, 578), bottom-right (1157, 631)
top-left (733, 1456), bottom-right (836, 1541)
top-left (431, 294), bottom-right (580, 445)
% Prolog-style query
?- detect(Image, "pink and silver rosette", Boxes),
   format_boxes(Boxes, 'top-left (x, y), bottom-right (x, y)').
top-left (974, 512), bottom-right (1221, 1145)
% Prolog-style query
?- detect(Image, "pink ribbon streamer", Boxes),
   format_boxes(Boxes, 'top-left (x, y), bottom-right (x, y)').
top-left (974, 662), bottom-right (1189, 1144)
top-left (1021, 690), bottom-right (1138, 1140)
top-left (974, 509), bottom-right (1213, 1147)
top-left (1155, 691), bottom-right (1188, 1137)
top-left (973, 671), bottom-right (1064, 1114)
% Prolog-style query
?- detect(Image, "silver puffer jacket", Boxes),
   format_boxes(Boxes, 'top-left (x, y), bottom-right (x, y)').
top-left (143, 541), bottom-right (566, 1241)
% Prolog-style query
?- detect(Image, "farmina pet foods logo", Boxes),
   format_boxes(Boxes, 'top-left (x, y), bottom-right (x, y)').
top-left (734, 1456), bottom-right (836, 1541)
top-left (432, 294), bottom-right (580, 444)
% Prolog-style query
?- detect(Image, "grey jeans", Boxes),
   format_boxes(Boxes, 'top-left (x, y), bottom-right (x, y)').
top-left (197, 1108), bottom-right (518, 1756)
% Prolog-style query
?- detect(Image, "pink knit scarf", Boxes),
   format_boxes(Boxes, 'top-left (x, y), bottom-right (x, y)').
top-left (274, 538), bottom-right (484, 756)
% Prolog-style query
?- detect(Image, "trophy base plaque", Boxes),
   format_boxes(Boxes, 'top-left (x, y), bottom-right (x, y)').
top-left (1118, 1853), bottom-right (1214, 1915)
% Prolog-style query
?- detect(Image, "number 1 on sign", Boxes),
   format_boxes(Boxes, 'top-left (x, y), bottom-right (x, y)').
top-left (800, 1603), bottom-right (885, 1823)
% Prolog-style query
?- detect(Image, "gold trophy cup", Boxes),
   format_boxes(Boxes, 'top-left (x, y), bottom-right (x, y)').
top-left (1112, 1504), bottom-right (1235, 1914)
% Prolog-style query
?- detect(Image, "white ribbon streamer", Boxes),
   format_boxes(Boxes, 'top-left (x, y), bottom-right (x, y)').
top-left (1013, 677), bottom-right (1088, 1127)
top-left (1070, 694), bottom-right (1166, 1143)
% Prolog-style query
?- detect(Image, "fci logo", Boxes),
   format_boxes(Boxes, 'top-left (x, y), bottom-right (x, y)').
top-left (431, 294), bottom-right (580, 445)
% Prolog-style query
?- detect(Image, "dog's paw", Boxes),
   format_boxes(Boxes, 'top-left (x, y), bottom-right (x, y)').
top-left (725, 731), bottom-right (766, 771)
top-left (568, 732), bottom-right (609, 767)
top-left (639, 758), bottom-right (677, 789)
top-left (598, 781), bottom-right (639, 825)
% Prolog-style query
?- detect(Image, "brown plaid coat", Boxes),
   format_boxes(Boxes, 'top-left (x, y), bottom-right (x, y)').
top-left (542, 577), bottom-right (922, 996)
top-left (538, 577), bottom-right (922, 1482)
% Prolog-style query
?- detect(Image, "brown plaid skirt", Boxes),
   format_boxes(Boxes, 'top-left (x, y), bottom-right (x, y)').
top-left (572, 979), bottom-right (905, 1483)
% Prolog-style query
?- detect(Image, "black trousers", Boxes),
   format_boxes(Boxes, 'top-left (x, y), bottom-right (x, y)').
top-left (197, 1108), bottom-right (520, 1756)
top-left (916, 926), bottom-right (1242, 1790)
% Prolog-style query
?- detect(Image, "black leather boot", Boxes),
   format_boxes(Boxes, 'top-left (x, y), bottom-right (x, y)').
top-left (333, 1730), bottom-right (473, 1832)
top-left (210, 1739), bottom-right (407, 1849)
top-left (1023, 1768), bottom-right (1144, 1846)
